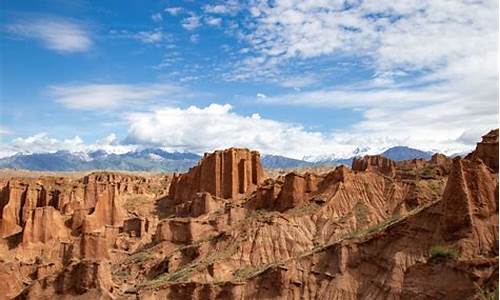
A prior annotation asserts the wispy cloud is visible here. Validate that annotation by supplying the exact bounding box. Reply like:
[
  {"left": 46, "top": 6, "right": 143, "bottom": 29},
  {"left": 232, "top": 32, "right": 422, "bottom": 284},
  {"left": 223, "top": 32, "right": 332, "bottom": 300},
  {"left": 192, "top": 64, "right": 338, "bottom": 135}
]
[
  {"left": 6, "top": 16, "right": 92, "bottom": 53},
  {"left": 49, "top": 83, "right": 186, "bottom": 110},
  {"left": 230, "top": 0, "right": 498, "bottom": 152},
  {"left": 151, "top": 13, "right": 163, "bottom": 22},
  {"left": 109, "top": 28, "right": 170, "bottom": 44}
]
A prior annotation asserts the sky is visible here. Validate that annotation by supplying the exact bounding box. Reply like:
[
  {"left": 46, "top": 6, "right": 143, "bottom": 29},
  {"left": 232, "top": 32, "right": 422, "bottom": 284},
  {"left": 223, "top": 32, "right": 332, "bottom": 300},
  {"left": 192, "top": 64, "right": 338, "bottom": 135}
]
[{"left": 0, "top": 0, "right": 498, "bottom": 159}]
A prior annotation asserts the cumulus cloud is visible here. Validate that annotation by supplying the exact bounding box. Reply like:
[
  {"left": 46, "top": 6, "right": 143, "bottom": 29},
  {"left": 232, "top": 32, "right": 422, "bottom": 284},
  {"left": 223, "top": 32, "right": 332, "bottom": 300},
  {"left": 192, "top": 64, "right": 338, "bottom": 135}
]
[
  {"left": 123, "top": 104, "right": 339, "bottom": 157},
  {"left": 205, "top": 16, "right": 222, "bottom": 26},
  {"left": 49, "top": 83, "right": 185, "bottom": 110},
  {"left": 182, "top": 13, "right": 201, "bottom": 30},
  {"left": 6, "top": 17, "right": 92, "bottom": 53},
  {"left": 6, "top": 133, "right": 85, "bottom": 156},
  {"left": 0, "top": 133, "right": 136, "bottom": 158},
  {"left": 124, "top": 103, "right": 467, "bottom": 158},
  {"left": 203, "top": 0, "right": 241, "bottom": 15}
]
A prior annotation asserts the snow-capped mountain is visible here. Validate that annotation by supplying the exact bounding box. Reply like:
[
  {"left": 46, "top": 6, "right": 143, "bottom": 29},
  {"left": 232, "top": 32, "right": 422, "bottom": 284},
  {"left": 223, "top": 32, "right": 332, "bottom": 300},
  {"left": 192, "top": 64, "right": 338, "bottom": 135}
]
[{"left": 0, "top": 145, "right": 438, "bottom": 172}]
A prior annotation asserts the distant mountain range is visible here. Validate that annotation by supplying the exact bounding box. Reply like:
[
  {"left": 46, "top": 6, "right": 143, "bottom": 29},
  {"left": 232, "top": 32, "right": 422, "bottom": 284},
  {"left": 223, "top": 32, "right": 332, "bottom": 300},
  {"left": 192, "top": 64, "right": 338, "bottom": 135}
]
[{"left": 0, "top": 146, "right": 435, "bottom": 172}]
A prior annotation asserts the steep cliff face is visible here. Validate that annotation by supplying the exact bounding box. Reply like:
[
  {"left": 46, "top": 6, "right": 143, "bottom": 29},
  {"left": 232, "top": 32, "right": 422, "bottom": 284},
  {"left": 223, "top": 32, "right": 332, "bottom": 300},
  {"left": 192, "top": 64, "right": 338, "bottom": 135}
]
[{"left": 168, "top": 148, "right": 263, "bottom": 203}]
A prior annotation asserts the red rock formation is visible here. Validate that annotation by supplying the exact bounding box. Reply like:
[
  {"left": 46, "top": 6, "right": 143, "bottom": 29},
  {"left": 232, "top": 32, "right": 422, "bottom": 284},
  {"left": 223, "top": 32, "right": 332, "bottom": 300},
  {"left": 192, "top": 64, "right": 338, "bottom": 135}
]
[
  {"left": 440, "top": 157, "right": 498, "bottom": 257},
  {"left": 81, "top": 232, "right": 110, "bottom": 260},
  {"left": 2, "top": 135, "right": 498, "bottom": 299},
  {"left": 0, "top": 181, "right": 26, "bottom": 238},
  {"left": 22, "top": 206, "right": 69, "bottom": 244},
  {"left": 352, "top": 155, "right": 396, "bottom": 177},
  {"left": 466, "top": 128, "right": 499, "bottom": 172},
  {"left": 168, "top": 148, "right": 263, "bottom": 203},
  {"left": 276, "top": 172, "right": 320, "bottom": 211},
  {"left": 82, "top": 184, "right": 125, "bottom": 232}
]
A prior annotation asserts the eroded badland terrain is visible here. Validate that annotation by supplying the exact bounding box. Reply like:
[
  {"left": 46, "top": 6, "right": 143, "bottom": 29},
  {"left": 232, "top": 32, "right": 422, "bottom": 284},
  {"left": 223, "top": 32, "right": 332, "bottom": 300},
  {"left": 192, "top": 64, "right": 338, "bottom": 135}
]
[{"left": 0, "top": 129, "right": 498, "bottom": 300}]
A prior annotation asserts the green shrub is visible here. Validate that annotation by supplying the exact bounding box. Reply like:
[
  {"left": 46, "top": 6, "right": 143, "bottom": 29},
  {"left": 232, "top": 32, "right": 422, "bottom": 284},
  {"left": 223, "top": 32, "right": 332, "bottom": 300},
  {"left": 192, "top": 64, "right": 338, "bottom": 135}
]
[{"left": 429, "top": 245, "right": 460, "bottom": 260}]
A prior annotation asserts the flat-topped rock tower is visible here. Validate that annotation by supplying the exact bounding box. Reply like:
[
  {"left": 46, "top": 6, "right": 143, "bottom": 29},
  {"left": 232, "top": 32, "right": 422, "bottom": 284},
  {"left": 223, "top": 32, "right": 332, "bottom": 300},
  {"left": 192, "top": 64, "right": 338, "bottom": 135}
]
[{"left": 168, "top": 148, "right": 263, "bottom": 202}]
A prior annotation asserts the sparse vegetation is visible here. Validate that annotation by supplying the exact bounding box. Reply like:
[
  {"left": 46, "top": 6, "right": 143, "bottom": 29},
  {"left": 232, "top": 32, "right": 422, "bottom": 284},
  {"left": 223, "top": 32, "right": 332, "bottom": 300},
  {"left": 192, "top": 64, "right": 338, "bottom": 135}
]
[
  {"left": 234, "top": 265, "right": 262, "bottom": 278},
  {"left": 475, "top": 284, "right": 499, "bottom": 300},
  {"left": 354, "top": 202, "right": 370, "bottom": 227},
  {"left": 286, "top": 202, "right": 321, "bottom": 216},
  {"left": 429, "top": 245, "right": 460, "bottom": 260},
  {"left": 123, "top": 195, "right": 152, "bottom": 211}
]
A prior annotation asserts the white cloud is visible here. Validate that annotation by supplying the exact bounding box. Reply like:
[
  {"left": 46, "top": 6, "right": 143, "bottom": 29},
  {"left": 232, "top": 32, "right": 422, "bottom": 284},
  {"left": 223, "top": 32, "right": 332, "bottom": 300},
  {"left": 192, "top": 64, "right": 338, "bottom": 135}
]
[
  {"left": 234, "top": 0, "right": 498, "bottom": 154},
  {"left": 49, "top": 83, "right": 185, "bottom": 110},
  {"left": 205, "top": 16, "right": 222, "bottom": 26},
  {"left": 7, "top": 133, "right": 85, "bottom": 155},
  {"left": 260, "top": 78, "right": 497, "bottom": 154},
  {"left": 134, "top": 29, "right": 165, "bottom": 44},
  {"left": 6, "top": 17, "right": 92, "bottom": 53},
  {"left": 203, "top": 1, "right": 241, "bottom": 15},
  {"left": 110, "top": 28, "right": 168, "bottom": 44},
  {"left": 123, "top": 103, "right": 344, "bottom": 158},
  {"left": 182, "top": 13, "right": 201, "bottom": 30},
  {"left": 256, "top": 93, "right": 267, "bottom": 99},
  {"left": 151, "top": 13, "right": 163, "bottom": 22},
  {"left": 0, "top": 133, "right": 136, "bottom": 158},
  {"left": 164, "top": 7, "right": 183, "bottom": 16},
  {"left": 237, "top": 0, "right": 497, "bottom": 81}
]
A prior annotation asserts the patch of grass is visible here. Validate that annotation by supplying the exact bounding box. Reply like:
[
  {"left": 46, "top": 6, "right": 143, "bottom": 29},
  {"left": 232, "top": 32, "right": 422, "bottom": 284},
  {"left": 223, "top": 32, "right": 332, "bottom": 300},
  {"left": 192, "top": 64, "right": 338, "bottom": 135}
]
[
  {"left": 429, "top": 245, "right": 460, "bottom": 260},
  {"left": 128, "top": 251, "right": 151, "bottom": 263},
  {"left": 419, "top": 166, "right": 435, "bottom": 178}
]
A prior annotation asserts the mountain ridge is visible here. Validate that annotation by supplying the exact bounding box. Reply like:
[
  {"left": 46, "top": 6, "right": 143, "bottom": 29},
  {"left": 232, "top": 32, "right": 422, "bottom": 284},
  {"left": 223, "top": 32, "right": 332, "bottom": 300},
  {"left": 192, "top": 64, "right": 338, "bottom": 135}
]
[{"left": 0, "top": 146, "right": 440, "bottom": 172}]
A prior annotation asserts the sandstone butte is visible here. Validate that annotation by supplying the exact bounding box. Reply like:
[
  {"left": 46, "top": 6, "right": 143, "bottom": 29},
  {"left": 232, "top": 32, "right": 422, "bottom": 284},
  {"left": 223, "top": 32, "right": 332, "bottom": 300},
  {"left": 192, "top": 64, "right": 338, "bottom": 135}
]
[{"left": 0, "top": 132, "right": 497, "bottom": 300}]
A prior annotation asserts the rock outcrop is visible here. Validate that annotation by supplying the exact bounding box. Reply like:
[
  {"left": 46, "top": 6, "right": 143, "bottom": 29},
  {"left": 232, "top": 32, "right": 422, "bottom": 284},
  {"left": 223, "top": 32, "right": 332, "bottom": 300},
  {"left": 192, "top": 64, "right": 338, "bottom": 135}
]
[
  {"left": 168, "top": 148, "right": 263, "bottom": 203},
  {"left": 82, "top": 184, "right": 125, "bottom": 232},
  {"left": 1, "top": 129, "right": 498, "bottom": 300},
  {"left": 352, "top": 155, "right": 397, "bottom": 177},
  {"left": 466, "top": 128, "right": 499, "bottom": 172}
]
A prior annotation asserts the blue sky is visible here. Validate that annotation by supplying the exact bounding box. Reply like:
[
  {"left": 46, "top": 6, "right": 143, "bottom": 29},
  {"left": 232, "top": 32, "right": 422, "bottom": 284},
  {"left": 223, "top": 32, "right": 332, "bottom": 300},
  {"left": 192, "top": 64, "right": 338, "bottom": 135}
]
[{"left": 0, "top": 0, "right": 498, "bottom": 159}]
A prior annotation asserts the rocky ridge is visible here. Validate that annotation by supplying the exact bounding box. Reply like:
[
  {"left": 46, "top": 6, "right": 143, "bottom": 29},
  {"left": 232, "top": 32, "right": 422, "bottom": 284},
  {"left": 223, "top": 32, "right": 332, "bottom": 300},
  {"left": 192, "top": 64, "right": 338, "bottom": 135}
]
[{"left": 0, "top": 132, "right": 497, "bottom": 299}]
